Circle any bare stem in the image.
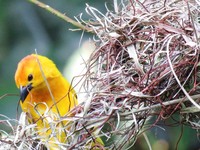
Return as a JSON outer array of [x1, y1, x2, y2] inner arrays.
[[121, 94, 200, 116], [28, 0, 93, 33]]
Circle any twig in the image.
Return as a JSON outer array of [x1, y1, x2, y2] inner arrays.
[[121, 94, 200, 115], [0, 93, 19, 99], [28, 0, 93, 33]]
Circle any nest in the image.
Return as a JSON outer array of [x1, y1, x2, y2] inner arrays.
[[70, 0, 200, 149], [1, 0, 200, 149]]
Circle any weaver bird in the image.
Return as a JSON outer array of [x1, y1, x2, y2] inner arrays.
[[15, 54, 77, 149]]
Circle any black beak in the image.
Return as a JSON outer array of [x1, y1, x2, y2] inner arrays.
[[20, 83, 33, 103]]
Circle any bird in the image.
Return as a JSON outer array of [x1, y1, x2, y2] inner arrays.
[[15, 54, 78, 149]]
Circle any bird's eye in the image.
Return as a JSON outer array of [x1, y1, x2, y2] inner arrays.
[[28, 74, 33, 81]]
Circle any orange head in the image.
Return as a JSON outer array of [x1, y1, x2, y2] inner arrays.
[[15, 54, 61, 102]]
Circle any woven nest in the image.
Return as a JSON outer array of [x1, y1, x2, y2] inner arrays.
[[1, 0, 200, 149], [70, 0, 200, 149]]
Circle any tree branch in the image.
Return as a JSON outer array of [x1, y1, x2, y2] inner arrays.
[[28, 0, 93, 33]]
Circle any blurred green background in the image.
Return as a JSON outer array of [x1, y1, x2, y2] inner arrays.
[[0, 0, 199, 149]]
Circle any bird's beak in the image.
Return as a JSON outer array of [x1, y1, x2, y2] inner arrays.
[[20, 83, 33, 103]]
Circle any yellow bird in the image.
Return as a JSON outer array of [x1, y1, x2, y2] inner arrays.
[[15, 54, 78, 149]]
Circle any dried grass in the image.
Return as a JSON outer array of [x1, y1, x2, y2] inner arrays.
[[1, 0, 200, 149], [71, 0, 200, 148]]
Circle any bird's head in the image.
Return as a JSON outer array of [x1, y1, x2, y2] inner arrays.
[[15, 54, 61, 102]]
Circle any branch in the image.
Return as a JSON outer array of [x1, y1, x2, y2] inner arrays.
[[121, 94, 200, 116], [28, 0, 93, 33]]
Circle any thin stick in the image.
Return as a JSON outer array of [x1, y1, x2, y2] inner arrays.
[[34, 50, 68, 137], [28, 0, 93, 33], [121, 94, 200, 115], [34, 50, 61, 117]]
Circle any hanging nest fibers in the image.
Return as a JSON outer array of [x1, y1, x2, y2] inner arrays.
[[70, 0, 200, 149], [0, 0, 200, 149]]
